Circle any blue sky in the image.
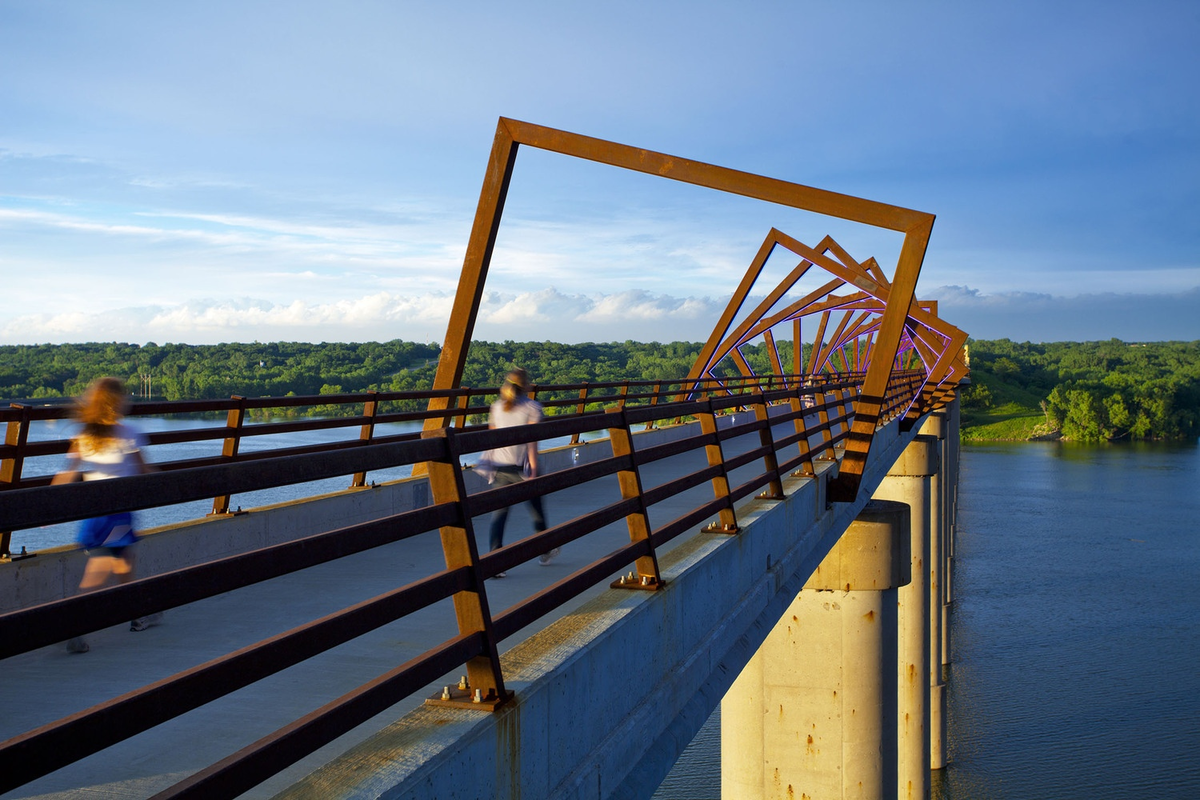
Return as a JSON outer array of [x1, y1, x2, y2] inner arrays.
[[1, 1, 1197, 346]]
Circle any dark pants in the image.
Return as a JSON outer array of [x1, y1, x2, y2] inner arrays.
[[488, 466, 547, 551]]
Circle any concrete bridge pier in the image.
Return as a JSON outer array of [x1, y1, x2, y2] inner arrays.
[[722, 500, 911, 800], [871, 434, 940, 797], [916, 416, 948, 772], [942, 396, 961, 669]]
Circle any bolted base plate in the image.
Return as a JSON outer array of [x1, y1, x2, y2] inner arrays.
[[425, 684, 512, 712], [611, 573, 664, 591]]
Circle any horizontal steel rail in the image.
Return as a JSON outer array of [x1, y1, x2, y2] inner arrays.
[[0, 371, 944, 797]]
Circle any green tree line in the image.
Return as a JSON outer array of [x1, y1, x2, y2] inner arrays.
[[962, 339, 1200, 442], [5, 338, 1197, 441]]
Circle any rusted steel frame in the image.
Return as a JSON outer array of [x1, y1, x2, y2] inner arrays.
[[430, 117, 928, 410], [776, 231, 963, 393], [150, 632, 486, 800], [350, 391, 380, 488], [812, 310, 857, 375], [421, 426, 507, 705], [0, 501, 458, 660], [830, 218, 934, 502], [792, 319, 803, 378], [695, 399, 739, 533], [863, 256, 889, 286], [0, 567, 473, 794], [736, 278, 845, 346], [506, 118, 929, 229], [730, 346, 755, 380], [603, 407, 662, 583], [211, 396, 247, 515], [424, 122, 520, 425], [683, 234, 778, 396], [0, 436, 447, 535], [696, 251, 815, 381], [808, 311, 831, 374], [492, 535, 659, 641]]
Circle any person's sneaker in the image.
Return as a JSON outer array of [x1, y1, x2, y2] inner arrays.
[[66, 636, 89, 653], [539, 547, 561, 566], [130, 612, 164, 632]]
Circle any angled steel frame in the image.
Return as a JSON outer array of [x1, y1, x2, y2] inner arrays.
[[425, 118, 945, 501]]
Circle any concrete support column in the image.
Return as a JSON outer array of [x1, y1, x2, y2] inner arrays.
[[871, 435, 939, 798], [917, 415, 948, 772], [722, 500, 911, 800]]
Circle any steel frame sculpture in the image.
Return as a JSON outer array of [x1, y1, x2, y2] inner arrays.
[[687, 227, 968, 428], [425, 117, 961, 501]]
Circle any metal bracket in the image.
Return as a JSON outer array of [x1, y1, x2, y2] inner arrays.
[[425, 678, 512, 711], [702, 522, 739, 535], [611, 572, 664, 591]]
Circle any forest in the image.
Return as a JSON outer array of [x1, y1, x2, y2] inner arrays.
[[961, 339, 1200, 442], [2, 338, 1198, 442]]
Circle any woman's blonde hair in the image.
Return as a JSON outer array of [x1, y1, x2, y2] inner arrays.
[[74, 377, 129, 450], [499, 368, 528, 411]]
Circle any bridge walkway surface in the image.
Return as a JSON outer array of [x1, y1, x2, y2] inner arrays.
[[1, 423, 785, 799]]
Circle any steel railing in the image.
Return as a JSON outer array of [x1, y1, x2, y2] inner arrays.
[[0, 370, 935, 797]]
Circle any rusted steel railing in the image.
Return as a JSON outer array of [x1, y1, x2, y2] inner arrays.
[[0, 371, 941, 798]]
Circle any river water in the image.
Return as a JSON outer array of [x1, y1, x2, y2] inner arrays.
[[653, 440, 1200, 799], [14, 424, 1200, 798]]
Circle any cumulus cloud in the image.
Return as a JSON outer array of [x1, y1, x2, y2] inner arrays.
[[0, 289, 730, 345], [4, 285, 1194, 347]]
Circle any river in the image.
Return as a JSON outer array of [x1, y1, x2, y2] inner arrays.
[[653, 440, 1200, 799]]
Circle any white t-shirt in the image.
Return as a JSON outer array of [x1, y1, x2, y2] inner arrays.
[[488, 398, 542, 467], [68, 423, 147, 481]]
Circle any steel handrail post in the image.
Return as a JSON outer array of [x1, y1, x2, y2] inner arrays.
[[350, 391, 379, 488], [787, 385, 817, 478], [452, 389, 471, 429], [604, 408, 663, 588], [571, 383, 589, 444], [697, 398, 739, 534], [211, 396, 246, 516], [750, 391, 785, 500], [646, 381, 663, 430], [0, 404, 32, 558], [814, 382, 837, 462], [421, 426, 509, 708]]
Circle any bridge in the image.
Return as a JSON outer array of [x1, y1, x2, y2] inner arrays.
[[0, 120, 967, 799]]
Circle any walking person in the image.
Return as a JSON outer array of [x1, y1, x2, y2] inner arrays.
[[52, 377, 161, 652], [486, 368, 558, 576]]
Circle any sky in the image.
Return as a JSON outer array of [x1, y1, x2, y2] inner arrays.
[[1, 0, 1198, 347]]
